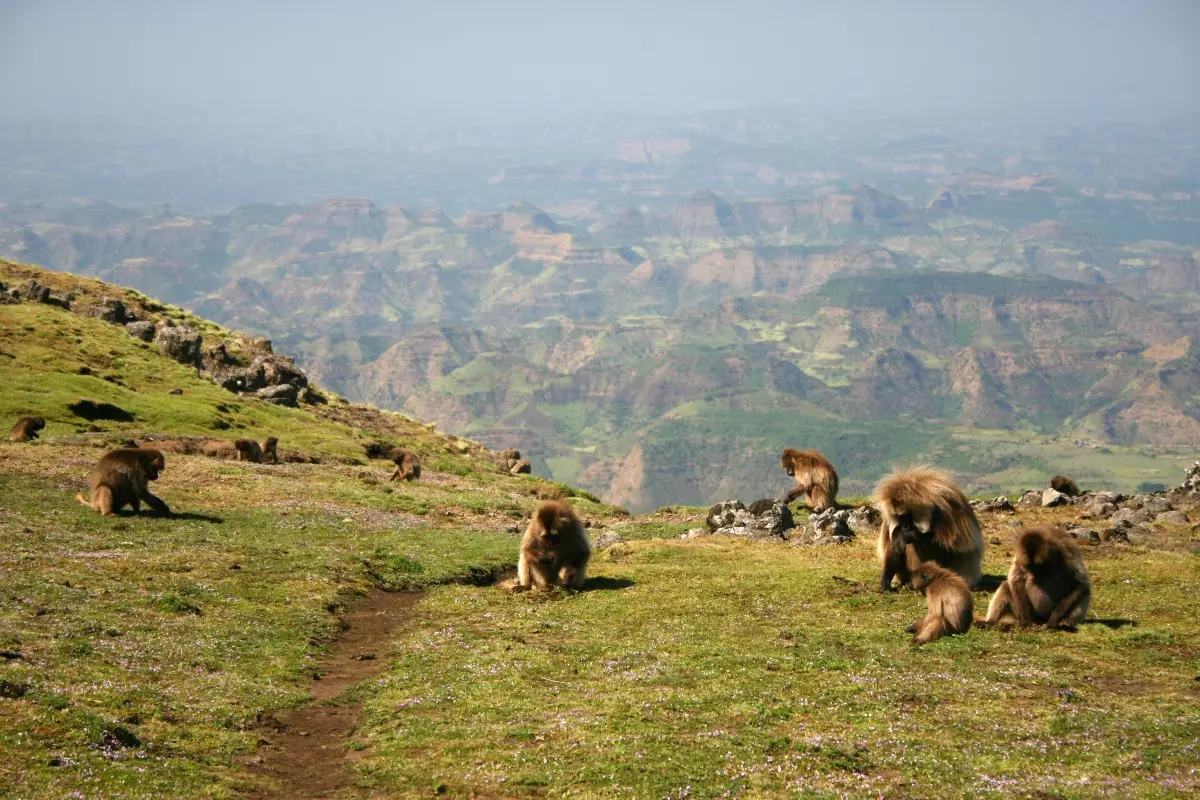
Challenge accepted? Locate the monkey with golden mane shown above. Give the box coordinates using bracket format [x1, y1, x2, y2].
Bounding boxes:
[979, 526, 1091, 630]
[875, 466, 984, 591]
[234, 439, 263, 463]
[76, 447, 171, 516]
[9, 416, 45, 442]
[1049, 475, 1080, 497]
[515, 501, 591, 591]
[261, 436, 279, 464]
[905, 544, 973, 645]
[388, 448, 422, 481]
[779, 448, 839, 511]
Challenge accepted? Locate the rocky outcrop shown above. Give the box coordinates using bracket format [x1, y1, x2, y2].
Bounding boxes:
[83, 296, 137, 324]
[792, 508, 855, 545]
[154, 322, 202, 367]
[126, 320, 156, 341]
[702, 499, 794, 540]
[972, 496, 1015, 513]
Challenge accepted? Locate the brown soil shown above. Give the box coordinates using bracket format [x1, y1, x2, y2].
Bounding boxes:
[245, 591, 422, 799]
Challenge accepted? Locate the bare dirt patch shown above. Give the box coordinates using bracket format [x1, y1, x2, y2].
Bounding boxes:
[245, 591, 422, 799]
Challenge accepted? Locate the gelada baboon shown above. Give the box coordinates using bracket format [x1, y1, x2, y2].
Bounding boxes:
[261, 436, 279, 465]
[388, 448, 421, 481]
[76, 448, 170, 516]
[905, 544, 973, 645]
[875, 466, 984, 591]
[779, 448, 839, 511]
[234, 439, 263, 463]
[979, 526, 1091, 631]
[1049, 475, 1080, 497]
[9, 416, 45, 442]
[515, 500, 591, 591]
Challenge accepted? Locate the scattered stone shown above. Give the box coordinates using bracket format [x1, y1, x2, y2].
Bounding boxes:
[1017, 490, 1041, 508]
[168, 388, 183, 395]
[1042, 488, 1069, 507]
[125, 320, 156, 341]
[704, 499, 794, 540]
[154, 324, 202, 367]
[1109, 507, 1153, 527]
[1100, 527, 1131, 544]
[1154, 510, 1189, 526]
[847, 505, 881, 532]
[256, 384, 299, 407]
[1140, 496, 1173, 515]
[591, 531, 626, 550]
[972, 496, 1015, 513]
[706, 500, 746, 531]
[792, 508, 855, 545]
[1078, 495, 1118, 519]
[1068, 526, 1101, 544]
[85, 296, 135, 324]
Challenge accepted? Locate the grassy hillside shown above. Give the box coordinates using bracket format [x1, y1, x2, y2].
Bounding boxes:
[1, 262, 1198, 798]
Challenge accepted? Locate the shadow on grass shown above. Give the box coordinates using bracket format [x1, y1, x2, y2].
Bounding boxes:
[1083, 618, 1137, 629]
[976, 574, 1007, 592]
[583, 576, 635, 591]
[167, 511, 224, 523]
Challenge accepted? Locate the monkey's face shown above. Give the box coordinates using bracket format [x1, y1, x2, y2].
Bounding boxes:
[889, 506, 933, 539]
[142, 453, 165, 480]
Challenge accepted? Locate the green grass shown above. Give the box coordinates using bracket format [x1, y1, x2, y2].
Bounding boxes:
[351, 535, 1200, 798]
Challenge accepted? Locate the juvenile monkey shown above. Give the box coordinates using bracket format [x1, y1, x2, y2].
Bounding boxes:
[779, 448, 839, 511]
[9, 416, 45, 442]
[261, 436, 279, 464]
[1049, 475, 1080, 497]
[516, 501, 590, 591]
[388, 448, 422, 481]
[905, 544, 973, 645]
[875, 466, 984, 591]
[76, 447, 171, 516]
[979, 526, 1091, 630]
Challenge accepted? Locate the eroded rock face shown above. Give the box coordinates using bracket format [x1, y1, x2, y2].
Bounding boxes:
[793, 508, 855, 545]
[704, 499, 794, 540]
[154, 324, 202, 367]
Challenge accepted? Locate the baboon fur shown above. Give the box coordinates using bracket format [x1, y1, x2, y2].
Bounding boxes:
[905, 544, 973, 645]
[234, 439, 263, 463]
[76, 448, 170, 516]
[875, 466, 984, 591]
[516, 501, 590, 591]
[980, 526, 1091, 630]
[779, 448, 839, 511]
[388, 448, 421, 481]
[261, 436, 279, 464]
[1049, 475, 1080, 497]
[9, 416, 45, 442]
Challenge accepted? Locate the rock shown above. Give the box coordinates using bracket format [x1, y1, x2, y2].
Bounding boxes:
[1042, 488, 1069, 507]
[1081, 490, 1122, 505]
[259, 355, 308, 389]
[510, 459, 532, 475]
[1017, 490, 1041, 508]
[972, 496, 1015, 513]
[202, 343, 238, 373]
[22, 280, 50, 303]
[1154, 510, 1189, 526]
[125, 320, 156, 342]
[1182, 461, 1200, 492]
[257, 384, 299, 407]
[1067, 526, 1100, 544]
[297, 386, 328, 405]
[746, 498, 777, 515]
[847, 505, 881, 533]
[706, 500, 746, 531]
[1109, 507, 1153, 527]
[591, 531, 626, 550]
[1141, 496, 1173, 515]
[85, 296, 134, 324]
[168, 388, 183, 395]
[792, 508, 855, 545]
[1078, 496, 1118, 520]
[154, 324, 202, 367]
[1100, 527, 1130, 544]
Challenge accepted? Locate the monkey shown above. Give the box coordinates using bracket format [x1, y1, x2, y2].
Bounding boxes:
[978, 526, 1091, 631]
[9, 416, 45, 442]
[515, 500, 590, 591]
[510, 459, 532, 475]
[233, 438, 263, 463]
[1049, 475, 1080, 497]
[875, 466, 984, 591]
[905, 544, 973, 645]
[779, 448, 839, 511]
[76, 447, 170, 516]
[261, 436, 279, 464]
[388, 448, 421, 481]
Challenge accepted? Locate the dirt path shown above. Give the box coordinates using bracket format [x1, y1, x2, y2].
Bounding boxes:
[246, 591, 422, 799]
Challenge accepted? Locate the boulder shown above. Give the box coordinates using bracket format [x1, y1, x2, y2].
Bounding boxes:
[1042, 488, 1069, 507]
[201, 342, 239, 373]
[258, 355, 309, 389]
[591, 531, 626, 550]
[1100, 527, 1131, 544]
[85, 296, 134, 324]
[1068, 526, 1100, 544]
[972, 496, 1015, 513]
[1017, 490, 1041, 508]
[704, 499, 794, 540]
[706, 500, 746, 531]
[1109, 507, 1153, 527]
[847, 505, 882, 533]
[21, 280, 50, 303]
[1141, 496, 1173, 515]
[125, 320, 156, 342]
[154, 324, 202, 367]
[792, 508, 855, 545]
[256, 384, 299, 407]
[1154, 510, 1190, 526]
[1078, 495, 1118, 520]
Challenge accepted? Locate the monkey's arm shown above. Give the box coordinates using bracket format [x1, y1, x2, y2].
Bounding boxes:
[389, 467, 401, 482]
[1045, 585, 1090, 629]
[1010, 574, 1035, 627]
[780, 483, 810, 504]
[139, 490, 171, 516]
